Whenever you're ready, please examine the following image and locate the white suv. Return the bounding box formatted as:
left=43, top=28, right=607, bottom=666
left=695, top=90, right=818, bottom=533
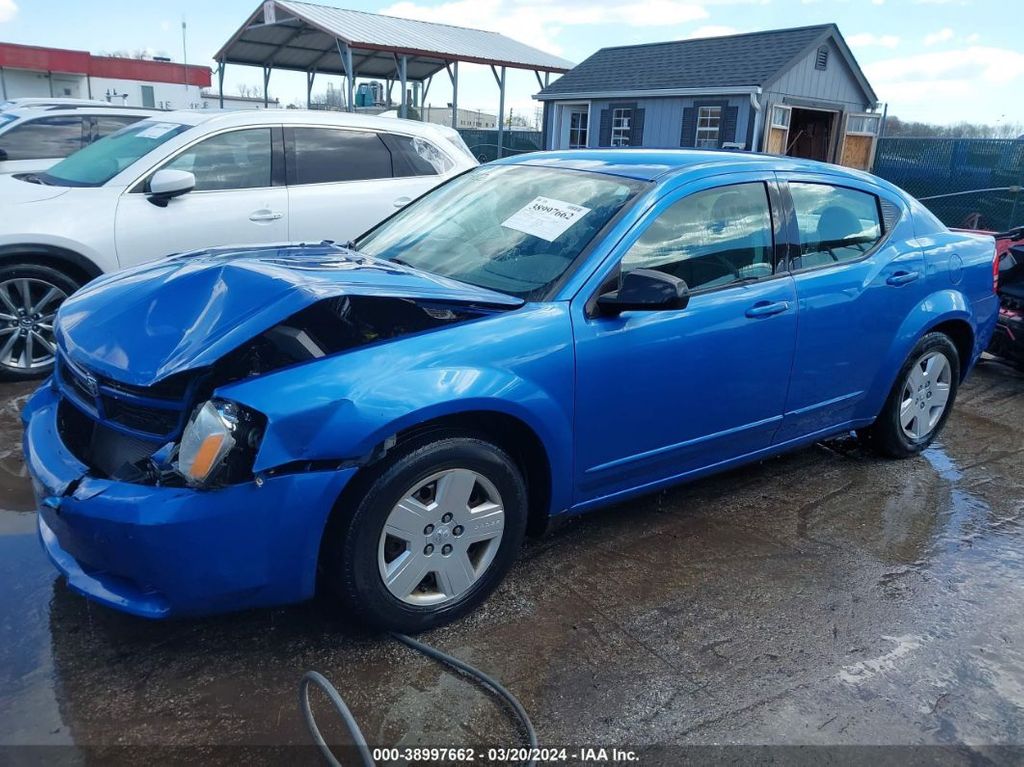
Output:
left=0, top=103, right=159, bottom=174
left=0, top=109, right=478, bottom=379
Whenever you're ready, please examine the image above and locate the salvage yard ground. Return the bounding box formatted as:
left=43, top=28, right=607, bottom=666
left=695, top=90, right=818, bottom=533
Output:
left=2, top=361, right=1024, bottom=760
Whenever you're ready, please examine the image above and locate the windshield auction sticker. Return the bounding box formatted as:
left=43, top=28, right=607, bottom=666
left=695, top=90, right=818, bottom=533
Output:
left=501, top=196, right=591, bottom=242
left=137, top=123, right=179, bottom=140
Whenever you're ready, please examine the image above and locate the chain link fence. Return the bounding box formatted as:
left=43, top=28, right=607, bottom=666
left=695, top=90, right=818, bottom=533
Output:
left=873, top=137, right=1024, bottom=231
left=457, top=129, right=544, bottom=163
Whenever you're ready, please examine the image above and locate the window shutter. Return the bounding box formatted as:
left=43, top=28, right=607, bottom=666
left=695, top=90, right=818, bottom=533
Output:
left=680, top=107, right=697, bottom=147
left=630, top=108, right=645, bottom=146
left=599, top=108, right=612, bottom=147
left=722, top=105, right=739, bottom=145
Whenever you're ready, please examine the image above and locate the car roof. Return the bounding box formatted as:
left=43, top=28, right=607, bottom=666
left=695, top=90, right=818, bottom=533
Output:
left=1, top=105, right=164, bottom=119
left=152, top=108, right=459, bottom=138
left=498, top=149, right=888, bottom=186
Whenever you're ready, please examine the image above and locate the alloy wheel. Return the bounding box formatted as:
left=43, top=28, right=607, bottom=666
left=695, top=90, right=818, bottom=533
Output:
left=378, top=468, right=506, bottom=606
left=899, top=350, right=952, bottom=440
left=0, top=278, right=66, bottom=371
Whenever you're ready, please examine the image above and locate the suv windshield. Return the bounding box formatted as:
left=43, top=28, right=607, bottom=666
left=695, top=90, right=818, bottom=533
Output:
left=39, top=119, right=190, bottom=187
left=357, top=164, right=645, bottom=299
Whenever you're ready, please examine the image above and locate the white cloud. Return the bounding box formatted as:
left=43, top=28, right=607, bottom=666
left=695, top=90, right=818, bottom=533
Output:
left=686, top=25, right=739, bottom=38
left=866, top=45, right=1024, bottom=121
left=848, top=32, right=901, bottom=49
left=966, top=32, right=980, bottom=44
left=924, top=28, right=954, bottom=45
left=0, top=0, right=17, bottom=23
left=380, top=0, right=709, bottom=55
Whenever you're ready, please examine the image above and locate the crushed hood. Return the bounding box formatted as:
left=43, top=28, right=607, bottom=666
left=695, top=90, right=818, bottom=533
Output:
left=56, top=243, right=523, bottom=386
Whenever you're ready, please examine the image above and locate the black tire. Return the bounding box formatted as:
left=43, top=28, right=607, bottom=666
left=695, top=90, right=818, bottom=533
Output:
left=0, top=262, right=80, bottom=382
left=321, top=436, right=528, bottom=633
left=858, top=332, right=961, bottom=458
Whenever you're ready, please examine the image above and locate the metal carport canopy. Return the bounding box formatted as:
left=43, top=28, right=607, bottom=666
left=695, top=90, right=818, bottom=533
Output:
left=214, top=0, right=573, bottom=155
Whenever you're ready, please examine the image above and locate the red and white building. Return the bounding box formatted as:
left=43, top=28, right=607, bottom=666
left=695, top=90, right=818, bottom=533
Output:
left=0, top=42, right=211, bottom=110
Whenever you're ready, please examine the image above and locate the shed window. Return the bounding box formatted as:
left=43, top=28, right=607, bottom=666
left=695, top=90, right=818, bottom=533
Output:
left=611, top=108, right=632, bottom=147
left=569, top=110, right=589, bottom=149
left=815, top=46, right=829, bottom=71
left=695, top=106, right=722, bottom=148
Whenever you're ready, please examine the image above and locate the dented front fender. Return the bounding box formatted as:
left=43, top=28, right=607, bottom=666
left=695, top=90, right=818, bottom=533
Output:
left=220, top=303, right=576, bottom=516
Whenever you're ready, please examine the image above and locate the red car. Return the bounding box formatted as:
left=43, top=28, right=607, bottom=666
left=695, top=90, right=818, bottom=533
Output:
left=963, top=226, right=1024, bottom=367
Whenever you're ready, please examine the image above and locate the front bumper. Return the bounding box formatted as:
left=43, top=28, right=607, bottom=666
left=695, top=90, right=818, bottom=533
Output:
left=23, top=384, right=357, bottom=618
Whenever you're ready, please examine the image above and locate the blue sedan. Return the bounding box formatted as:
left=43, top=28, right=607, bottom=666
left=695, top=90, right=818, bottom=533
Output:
left=22, top=150, right=999, bottom=632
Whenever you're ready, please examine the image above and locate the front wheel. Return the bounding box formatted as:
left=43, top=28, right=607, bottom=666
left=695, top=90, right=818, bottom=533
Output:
left=322, top=436, right=528, bottom=633
left=0, top=263, right=80, bottom=381
left=858, top=332, right=960, bottom=458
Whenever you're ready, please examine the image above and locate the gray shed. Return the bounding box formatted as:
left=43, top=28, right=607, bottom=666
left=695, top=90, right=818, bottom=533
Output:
left=535, top=24, right=881, bottom=169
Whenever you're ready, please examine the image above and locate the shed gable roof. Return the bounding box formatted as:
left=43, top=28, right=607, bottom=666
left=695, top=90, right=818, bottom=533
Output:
left=537, top=23, right=875, bottom=103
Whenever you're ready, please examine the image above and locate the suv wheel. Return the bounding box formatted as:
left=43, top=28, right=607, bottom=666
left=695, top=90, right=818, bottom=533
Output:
left=858, top=332, right=960, bottom=458
left=0, top=263, right=79, bottom=381
left=322, top=436, right=528, bottom=633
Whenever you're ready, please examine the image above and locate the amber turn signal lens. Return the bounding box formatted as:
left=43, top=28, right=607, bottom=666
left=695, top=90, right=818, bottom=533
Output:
left=186, top=433, right=226, bottom=481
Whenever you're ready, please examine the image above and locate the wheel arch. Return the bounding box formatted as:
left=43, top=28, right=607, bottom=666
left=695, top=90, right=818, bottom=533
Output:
left=0, top=244, right=104, bottom=286
left=860, top=290, right=976, bottom=419
left=334, top=408, right=555, bottom=539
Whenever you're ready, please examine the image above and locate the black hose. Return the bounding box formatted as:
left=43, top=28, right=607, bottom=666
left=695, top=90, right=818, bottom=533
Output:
left=300, top=631, right=538, bottom=767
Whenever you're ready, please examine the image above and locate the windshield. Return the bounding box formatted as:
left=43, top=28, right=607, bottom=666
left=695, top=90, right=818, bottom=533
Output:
left=0, top=113, right=16, bottom=130
left=357, top=164, right=645, bottom=299
left=39, top=119, right=190, bottom=187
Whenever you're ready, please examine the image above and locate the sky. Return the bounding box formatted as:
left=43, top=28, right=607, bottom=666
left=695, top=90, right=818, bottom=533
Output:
left=1, top=0, right=1021, bottom=127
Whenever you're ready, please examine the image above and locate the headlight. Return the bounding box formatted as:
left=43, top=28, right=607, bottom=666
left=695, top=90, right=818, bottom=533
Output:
left=177, top=399, right=261, bottom=487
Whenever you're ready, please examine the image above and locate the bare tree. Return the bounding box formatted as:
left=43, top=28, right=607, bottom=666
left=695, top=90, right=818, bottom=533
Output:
left=885, top=116, right=1024, bottom=140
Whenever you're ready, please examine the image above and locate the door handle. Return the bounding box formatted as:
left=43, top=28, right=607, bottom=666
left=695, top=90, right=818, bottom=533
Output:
left=249, top=211, right=283, bottom=222
left=393, top=197, right=412, bottom=208
left=745, top=300, right=791, bottom=318
left=886, top=270, right=920, bottom=286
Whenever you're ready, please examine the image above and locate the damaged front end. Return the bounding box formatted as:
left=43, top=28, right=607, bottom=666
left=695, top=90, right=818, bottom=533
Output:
left=53, top=293, right=502, bottom=488
left=23, top=245, right=523, bottom=617
left=47, top=245, right=521, bottom=489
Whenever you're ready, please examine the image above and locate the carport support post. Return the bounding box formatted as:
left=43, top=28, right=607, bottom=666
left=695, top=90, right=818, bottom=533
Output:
left=217, top=60, right=225, bottom=108
left=306, top=69, right=316, bottom=108
left=398, top=55, right=408, bottom=119
left=262, top=66, right=271, bottom=108
left=337, top=40, right=355, bottom=112
left=494, top=65, right=507, bottom=159
left=448, top=61, right=459, bottom=129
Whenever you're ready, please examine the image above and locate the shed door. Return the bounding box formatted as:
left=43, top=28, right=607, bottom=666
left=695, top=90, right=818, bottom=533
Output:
left=838, top=112, right=881, bottom=171
left=763, top=105, right=791, bottom=155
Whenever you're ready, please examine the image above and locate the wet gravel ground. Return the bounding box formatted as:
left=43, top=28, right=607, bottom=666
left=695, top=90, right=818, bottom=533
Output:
left=1, top=361, right=1023, bottom=764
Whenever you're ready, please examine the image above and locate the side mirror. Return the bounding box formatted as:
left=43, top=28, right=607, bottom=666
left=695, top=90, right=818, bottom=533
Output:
left=147, top=169, right=195, bottom=207
left=597, top=268, right=690, bottom=315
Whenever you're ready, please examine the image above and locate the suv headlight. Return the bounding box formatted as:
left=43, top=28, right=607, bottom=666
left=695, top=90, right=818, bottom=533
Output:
left=177, top=399, right=262, bottom=487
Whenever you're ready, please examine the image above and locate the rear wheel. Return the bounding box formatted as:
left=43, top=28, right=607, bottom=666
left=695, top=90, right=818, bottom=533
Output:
left=0, top=263, right=79, bottom=381
left=858, top=332, right=960, bottom=458
left=322, top=436, right=528, bottom=633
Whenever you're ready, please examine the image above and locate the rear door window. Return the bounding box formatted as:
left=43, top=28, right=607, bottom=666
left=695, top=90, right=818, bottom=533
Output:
left=0, top=115, right=86, bottom=160
left=288, top=128, right=393, bottom=185
left=789, top=182, right=883, bottom=270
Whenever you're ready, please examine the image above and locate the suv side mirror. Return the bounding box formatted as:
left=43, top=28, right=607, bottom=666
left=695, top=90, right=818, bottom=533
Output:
left=597, top=268, right=690, bottom=315
left=147, top=169, right=195, bottom=207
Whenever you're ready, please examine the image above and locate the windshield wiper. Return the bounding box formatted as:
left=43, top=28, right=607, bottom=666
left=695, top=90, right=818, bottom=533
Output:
left=20, top=173, right=49, bottom=186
